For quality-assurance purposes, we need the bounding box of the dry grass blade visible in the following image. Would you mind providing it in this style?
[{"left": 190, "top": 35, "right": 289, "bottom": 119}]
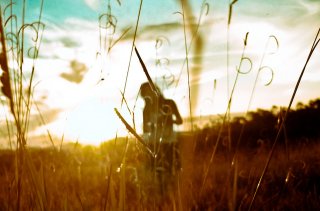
[
  {"left": 200, "top": 32, "right": 251, "bottom": 196},
  {"left": 134, "top": 46, "right": 159, "bottom": 95},
  {"left": 248, "top": 27, "right": 320, "bottom": 210},
  {"left": 108, "top": 26, "right": 131, "bottom": 52},
  {"left": 114, "top": 108, "right": 154, "bottom": 156},
  {"left": 231, "top": 35, "right": 278, "bottom": 165},
  {"left": 121, "top": 0, "right": 143, "bottom": 105},
  {"left": 228, "top": 0, "right": 238, "bottom": 25}
]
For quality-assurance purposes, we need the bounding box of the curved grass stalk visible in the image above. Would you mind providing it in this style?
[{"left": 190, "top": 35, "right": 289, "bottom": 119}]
[
  {"left": 3, "top": 2, "right": 19, "bottom": 123},
  {"left": 1, "top": 4, "right": 24, "bottom": 210},
  {"left": 248, "top": 27, "right": 320, "bottom": 210},
  {"left": 97, "top": 2, "right": 131, "bottom": 81},
  {"left": 225, "top": 0, "right": 239, "bottom": 162},
  {"left": 231, "top": 35, "right": 278, "bottom": 165},
  {"left": 23, "top": 20, "right": 45, "bottom": 140},
  {"left": 14, "top": 15, "right": 46, "bottom": 146},
  {"left": 227, "top": 0, "right": 239, "bottom": 98},
  {"left": 1, "top": 1, "right": 48, "bottom": 209},
  {"left": 200, "top": 32, "right": 252, "bottom": 196},
  {"left": 99, "top": 0, "right": 117, "bottom": 53},
  {"left": 154, "top": 36, "right": 174, "bottom": 89}
]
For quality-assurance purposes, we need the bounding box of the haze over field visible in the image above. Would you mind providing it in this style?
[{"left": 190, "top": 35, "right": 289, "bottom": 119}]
[{"left": 0, "top": 0, "right": 320, "bottom": 146}]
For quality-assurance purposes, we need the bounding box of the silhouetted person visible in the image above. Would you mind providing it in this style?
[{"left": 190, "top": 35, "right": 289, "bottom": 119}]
[
  {"left": 139, "top": 82, "right": 183, "bottom": 174},
  {"left": 139, "top": 82, "right": 161, "bottom": 145}
]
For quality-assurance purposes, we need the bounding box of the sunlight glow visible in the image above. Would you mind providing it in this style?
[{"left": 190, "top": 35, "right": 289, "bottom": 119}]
[{"left": 64, "top": 98, "right": 121, "bottom": 145}]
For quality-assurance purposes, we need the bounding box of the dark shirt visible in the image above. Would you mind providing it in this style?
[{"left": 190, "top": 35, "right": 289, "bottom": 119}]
[{"left": 143, "top": 98, "right": 182, "bottom": 143}]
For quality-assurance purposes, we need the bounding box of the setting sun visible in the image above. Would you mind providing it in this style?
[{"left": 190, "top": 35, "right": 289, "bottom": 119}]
[{"left": 64, "top": 98, "right": 119, "bottom": 145}]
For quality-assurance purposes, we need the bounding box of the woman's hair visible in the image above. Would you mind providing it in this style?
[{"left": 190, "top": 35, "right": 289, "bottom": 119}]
[{"left": 140, "top": 82, "right": 163, "bottom": 99}]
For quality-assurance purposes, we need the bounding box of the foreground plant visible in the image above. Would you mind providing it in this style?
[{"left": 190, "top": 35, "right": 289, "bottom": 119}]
[
  {"left": 249, "top": 27, "right": 320, "bottom": 210},
  {"left": 0, "top": 1, "right": 47, "bottom": 209}
]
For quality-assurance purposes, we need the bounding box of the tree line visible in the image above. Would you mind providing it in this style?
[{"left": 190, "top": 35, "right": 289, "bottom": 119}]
[{"left": 192, "top": 98, "right": 320, "bottom": 150}]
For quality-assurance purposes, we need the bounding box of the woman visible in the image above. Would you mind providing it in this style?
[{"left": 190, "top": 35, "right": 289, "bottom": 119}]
[{"left": 139, "top": 82, "right": 183, "bottom": 173}]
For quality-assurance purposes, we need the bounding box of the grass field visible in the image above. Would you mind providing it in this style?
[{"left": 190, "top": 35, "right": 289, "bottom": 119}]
[{"left": 0, "top": 133, "right": 319, "bottom": 210}]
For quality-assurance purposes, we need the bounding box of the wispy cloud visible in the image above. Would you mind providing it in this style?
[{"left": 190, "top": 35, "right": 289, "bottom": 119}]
[
  {"left": 0, "top": 108, "right": 60, "bottom": 138},
  {"left": 60, "top": 60, "right": 88, "bottom": 83}
]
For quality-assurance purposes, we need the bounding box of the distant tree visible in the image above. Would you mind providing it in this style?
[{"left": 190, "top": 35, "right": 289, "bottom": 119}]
[
  {"left": 195, "top": 98, "right": 320, "bottom": 151},
  {"left": 286, "top": 98, "right": 320, "bottom": 141},
  {"left": 296, "top": 101, "right": 305, "bottom": 110},
  {"left": 308, "top": 99, "right": 320, "bottom": 109}
]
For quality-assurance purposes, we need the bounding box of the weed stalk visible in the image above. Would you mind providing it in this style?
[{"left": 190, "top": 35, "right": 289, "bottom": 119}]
[{"left": 248, "top": 27, "right": 320, "bottom": 210}]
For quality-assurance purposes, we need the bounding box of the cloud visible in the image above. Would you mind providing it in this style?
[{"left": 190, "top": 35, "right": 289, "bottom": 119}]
[
  {"left": 60, "top": 60, "right": 88, "bottom": 83},
  {"left": 0, "top": 108, "right": 61, "bottom": 139},
  {"left": 143, "top": 22, "right": 182, "bottom": 33},
  {"left": 59, "top": 36, "right": 82, "bottom": 48},
  {"left": 30, "top": 108, "right": 61, "bottom": 130},
  {"left": 233, "top": 0, "right": 320, "bottom": 28},
  {"left": 84, "top": 0, "right": 99, "bottom": 11}
]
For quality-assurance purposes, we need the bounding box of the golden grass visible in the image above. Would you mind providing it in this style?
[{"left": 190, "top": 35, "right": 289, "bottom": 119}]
[{"left": 0, "top": 135, "right": 319, "bottom": 210}]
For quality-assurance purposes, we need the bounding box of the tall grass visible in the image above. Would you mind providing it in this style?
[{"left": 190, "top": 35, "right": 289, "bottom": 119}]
[
  {"left": 1, "top": 135, "right": 320, "bottom": 209},
  {"left": 232, "top": 35, "right": 278, "bottom": 164},
  {"left": 0, "top": 1, "right": 48, "bottom": 210},
  {"left": 200, "top": 31, "right": 252, "bottom": 196},
  {"left": 120, "top": 0, "right": 143, "bottom": 106},
  {"left": 248, "top": 27, "right": 320, "bottom": 210},
  {"left": 0, "top": 0, "right": 320, "bottom": 210}
]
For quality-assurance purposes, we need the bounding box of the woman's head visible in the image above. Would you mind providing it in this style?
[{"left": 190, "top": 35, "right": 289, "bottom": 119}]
[
  {"left": 140, "top": 82, "right": 153, "bottom": 98},
  {"left": 140, "top": 82, "right": 163, "bottom": 101}
]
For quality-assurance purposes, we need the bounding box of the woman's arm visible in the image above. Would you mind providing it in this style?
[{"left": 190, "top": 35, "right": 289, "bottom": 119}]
[{"left": 171, "top": 101, "right": 183, "bottom": 125}]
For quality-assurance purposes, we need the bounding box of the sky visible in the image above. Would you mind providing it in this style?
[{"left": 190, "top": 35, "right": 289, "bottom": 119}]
[{"left": 0, "top": 0, "right": 320, "bottom": 147}]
